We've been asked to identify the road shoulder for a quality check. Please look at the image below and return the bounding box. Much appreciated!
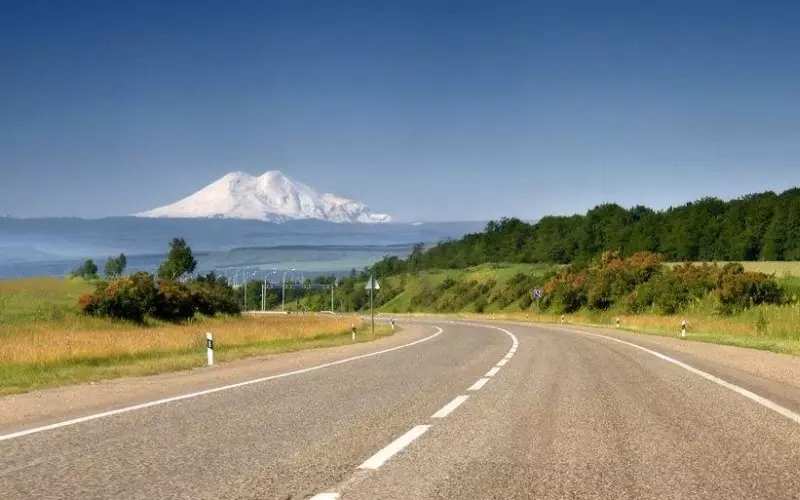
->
[0,324,432,433]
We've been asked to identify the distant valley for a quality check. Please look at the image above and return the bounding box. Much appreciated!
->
[0,217,484,278]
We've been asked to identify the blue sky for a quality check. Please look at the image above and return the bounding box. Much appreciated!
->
[1,0,799,222]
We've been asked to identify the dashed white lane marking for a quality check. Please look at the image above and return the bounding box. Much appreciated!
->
[468,377,490,391]
[485,366,501,377]
[307,321,519,498]
[431,395,470,419]
[561,327,800,426]
[359,425,431,470]
[0,327,445,443]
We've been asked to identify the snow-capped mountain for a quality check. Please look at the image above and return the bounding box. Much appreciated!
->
[134,171,392,224]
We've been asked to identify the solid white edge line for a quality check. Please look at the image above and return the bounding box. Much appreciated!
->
[561,327,800,425]
[496,359,508,367]
[504,353,514,359]
[309,494,340,500]
[358,425,431,470]
[431,395,470,418]
[485,366,501,377]
[468,377,490,391]
[0,327,445,443]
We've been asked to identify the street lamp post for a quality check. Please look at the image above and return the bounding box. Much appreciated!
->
[243,270,257,311]
[282,268,296,311]
[263,269,277,312]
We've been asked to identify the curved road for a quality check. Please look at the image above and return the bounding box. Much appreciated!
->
[1,320,799,499]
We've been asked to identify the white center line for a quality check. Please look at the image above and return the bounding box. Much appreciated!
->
[431,395,469,418]
[359,425,431,470]
[485,366,501,377]
[468,377,490,391]
[504,353,514,359]
[0,327,445,443]
[496,359,508,367]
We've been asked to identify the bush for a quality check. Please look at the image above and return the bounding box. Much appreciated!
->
[188,280,241,316]
[77,270,243,322]
[154,280,196,321]
[715,270,783,313]
[85,272,158,323]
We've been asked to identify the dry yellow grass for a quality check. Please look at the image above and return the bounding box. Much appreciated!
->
[0,315,363,365]
[664,261,800,277]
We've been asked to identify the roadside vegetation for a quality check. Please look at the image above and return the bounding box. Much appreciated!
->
[0,237,394,394]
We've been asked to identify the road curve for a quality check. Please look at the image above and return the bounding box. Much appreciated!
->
[1,320,799,500]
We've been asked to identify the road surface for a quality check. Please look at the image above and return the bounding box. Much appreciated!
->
[1,320,799,499]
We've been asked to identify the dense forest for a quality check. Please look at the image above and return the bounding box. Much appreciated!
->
[369,188,800,275]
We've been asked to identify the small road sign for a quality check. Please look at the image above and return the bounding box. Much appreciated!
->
[531,288,542,299]
[365,276,381,290]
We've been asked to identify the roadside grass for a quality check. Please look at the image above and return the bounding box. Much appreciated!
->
[449,307,800,356]
[0,277,92,324]
[665,261,800,277]
[0,276,399,394]
[0,320,392,395]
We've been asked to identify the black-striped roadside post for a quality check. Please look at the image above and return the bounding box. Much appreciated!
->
[681,320,687,338]
[206,332,214,366]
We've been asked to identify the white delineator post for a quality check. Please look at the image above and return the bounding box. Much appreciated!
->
[352,324,356,342]
[561,314,565,324]
[616,317,620,328]
[681,320,687,338]
[391,318,396,331]
[206,332,214,366]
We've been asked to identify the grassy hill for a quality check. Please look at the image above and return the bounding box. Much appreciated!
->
[374,263,554,314]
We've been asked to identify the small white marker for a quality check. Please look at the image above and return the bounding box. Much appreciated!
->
[309,494,340,500]
[485,366,501,377]
[359,425,430,470]
[468,378,490,391]
[496,359,508,367]
[206,332,214,366]
[431,395,469,418]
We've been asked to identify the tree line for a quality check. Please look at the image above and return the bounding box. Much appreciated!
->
[369,188,800,275]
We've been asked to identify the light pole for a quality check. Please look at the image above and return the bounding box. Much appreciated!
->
[331,279,337,313]
[282,268,295,311]
[243,270,257,311]
[263,269,277,311]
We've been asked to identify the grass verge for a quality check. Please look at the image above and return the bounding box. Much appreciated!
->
[441,311,800,356]
[0,323,393,396]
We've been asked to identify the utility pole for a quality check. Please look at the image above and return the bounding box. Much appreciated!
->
[282,268,295,311]
[263,269,277,312]
[331,279,336,312]
[370,278,374,334]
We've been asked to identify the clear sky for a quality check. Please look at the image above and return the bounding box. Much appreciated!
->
[1,0,799,222]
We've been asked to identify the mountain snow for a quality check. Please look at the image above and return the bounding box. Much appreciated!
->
[134,171,392,224]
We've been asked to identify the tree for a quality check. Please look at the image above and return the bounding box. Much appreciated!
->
[158,237,197,280]
[72,259,98,279]
[104,253,127,278]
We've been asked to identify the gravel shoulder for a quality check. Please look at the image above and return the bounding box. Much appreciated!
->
[0,324,431,433]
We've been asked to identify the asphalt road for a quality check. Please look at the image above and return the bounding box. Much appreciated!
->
[1,321,799,499]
